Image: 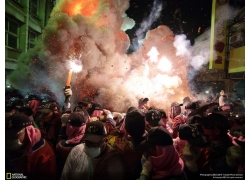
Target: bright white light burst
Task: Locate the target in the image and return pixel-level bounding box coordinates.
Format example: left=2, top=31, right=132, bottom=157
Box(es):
left=70, top=60, right=82, bottom=73
left=157, top=57, right=172, bottom=72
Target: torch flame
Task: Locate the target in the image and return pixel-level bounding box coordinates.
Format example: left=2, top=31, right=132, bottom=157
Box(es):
left=66, top=60, right=82, bottom=86
left=70, top=60, right=82, bottom=73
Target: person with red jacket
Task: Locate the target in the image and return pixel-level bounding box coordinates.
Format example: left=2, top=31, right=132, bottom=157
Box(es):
left=34, top=101, right=62, bottom=149
left=169, top=102, right=186, bottom=138
left=5, top=114, right=57, bottom=180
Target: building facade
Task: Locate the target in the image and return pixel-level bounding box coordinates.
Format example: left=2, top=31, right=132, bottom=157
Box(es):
left=5, top=0, right=55, bottom=87
left=193, top=1, right=245, bottom=102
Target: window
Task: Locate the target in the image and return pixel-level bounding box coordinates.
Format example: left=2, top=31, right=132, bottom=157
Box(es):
left=28, top=29, right=39, bottom=49
left=5, top=17, right=20, bottom=49
left=30, top=0, right=39, bottom=17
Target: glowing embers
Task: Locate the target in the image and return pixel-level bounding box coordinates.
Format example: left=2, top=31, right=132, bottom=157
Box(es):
left=65, top=0, right=99, bottom=17
left=66, top=60, right=82, bottom=86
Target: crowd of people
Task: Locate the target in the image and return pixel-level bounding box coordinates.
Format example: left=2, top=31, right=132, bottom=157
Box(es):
left=5, top=87, right=245, bottom=180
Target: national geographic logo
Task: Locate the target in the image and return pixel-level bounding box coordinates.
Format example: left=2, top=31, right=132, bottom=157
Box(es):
left=6, top=173, right=27, bottom=179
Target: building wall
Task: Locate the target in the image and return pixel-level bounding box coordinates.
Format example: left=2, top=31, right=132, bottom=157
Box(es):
left=5, top=0, right=55, bottom=86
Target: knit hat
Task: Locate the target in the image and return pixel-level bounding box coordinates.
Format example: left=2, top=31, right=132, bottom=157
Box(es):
left=81, top=121, right=107, bottom=143
left=67, top=111, right=89, bottom=127
left=145, top=109, right=162, bottom=127
left=6, top=114, right=33, bottom=137
left=139, top=127, right=173, bottom=150
left=37, top=102, right=58, bottom=113
left=125, top=109, right=146, bottom=138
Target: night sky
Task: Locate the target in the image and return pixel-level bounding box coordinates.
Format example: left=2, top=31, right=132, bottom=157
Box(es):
left=125, top=0, right=245, bottom=54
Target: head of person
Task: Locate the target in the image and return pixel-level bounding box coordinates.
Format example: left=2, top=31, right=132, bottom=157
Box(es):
left=5, top=99, right=24, bottom=117
left=126, top=106, right=137, bottom=114
left=18, top=106, right=33, bottom=117
left=138, top=127, right=173, bottom=151
left=170, top=102, right=183, bottom=119
left=67, top=111, right=88, bottom=127
left=145, top=109, right=162, bottom=127
left=81, top=121, right=107, bottom=158
left=183, top=96, right=191, bottom=107
left=25, top=94, right=41, bottom=112
left=200, top=113, right=230, bottom=141
left=37, top=102, right=59, bottom=122
left=88, top=103, right=103, bottom=117
left=138, top=98, right=149, bottom=109
left=178, top=124, right=208, bottom=147
left=5, top=114, right=34, bottom=151
left=78, top=98, right=93, bottom=110
left=220, top=90, right=225, bottom=96
left=125, top=109, right=146, bottom=143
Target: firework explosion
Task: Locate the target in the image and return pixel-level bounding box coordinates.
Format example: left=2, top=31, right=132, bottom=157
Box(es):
left=7, top=0, right=215, bottom=112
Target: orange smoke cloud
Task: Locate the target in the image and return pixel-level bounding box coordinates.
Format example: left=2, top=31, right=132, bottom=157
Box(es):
left=63, top=0, right=99, bottom=17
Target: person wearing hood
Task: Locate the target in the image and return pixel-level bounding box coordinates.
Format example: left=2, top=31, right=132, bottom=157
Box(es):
left=5, top=114, right=57, bottom=180
left=60, top=121, right=125, bottom=180
left=137, top=127, right=186, bottom=180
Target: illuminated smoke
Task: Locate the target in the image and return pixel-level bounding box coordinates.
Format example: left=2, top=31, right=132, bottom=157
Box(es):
left=131, top=0, right=163, bottom=51
left=7, top=0, right=199, bottom=113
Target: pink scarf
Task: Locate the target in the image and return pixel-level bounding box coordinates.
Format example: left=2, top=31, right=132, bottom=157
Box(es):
left=66, top=123, right=86, bottom=144
left=151, top=145, right=184, bottom=179
left=91, top=110, right=103, bottom=117
left=161, top=118, right=173, bottom=135
left=29, top=100, right=40, bottom=115
left=24, top=126, right=41, bottom=156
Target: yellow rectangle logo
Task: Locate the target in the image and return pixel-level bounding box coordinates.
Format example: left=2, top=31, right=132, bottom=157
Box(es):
left=6, top=173, right=11, bottom=179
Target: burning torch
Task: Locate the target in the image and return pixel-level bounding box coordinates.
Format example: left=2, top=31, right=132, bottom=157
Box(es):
left=65, top=60, right=82, bottom=103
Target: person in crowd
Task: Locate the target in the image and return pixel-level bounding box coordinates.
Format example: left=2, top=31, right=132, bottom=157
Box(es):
left=112, top=111, right=125, bottom=129
left=196, top=113, right=243, bottom=174
left=34, top=101, right=62, bottom=149
left=60, top=121, right=126, bottom=180
left=87, top=102, right=104, bottom=117
left=182, top=96, right=192, bottom=116
left=23, top=94, right=42, bottom=118
left=96, top=109, right=117, bottom=135
left=119, top=106, right=137, bottom=136
left=72, top=98, right=93, bottom=113
left=169, top=102, right=186, bottom=138
left=5, top=98, right=24, bottom=117
left=145, top=108, right=162, bottom=131
left=219, top=90, right=227, bottom=107
left=138, top=97, right=150, bottom=113
left=5, top=114, right=57, bottom=180
left=56, top=110, right=89, bottom=178
left=18, top=106, right=40, bottom=129
left=137, top=127, right=186, bottom=180
left=178, top=124, right=208, bottom=179
left=147, top=106, right=173, bottom=135
left=108, top=109, right=147, bottom=180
